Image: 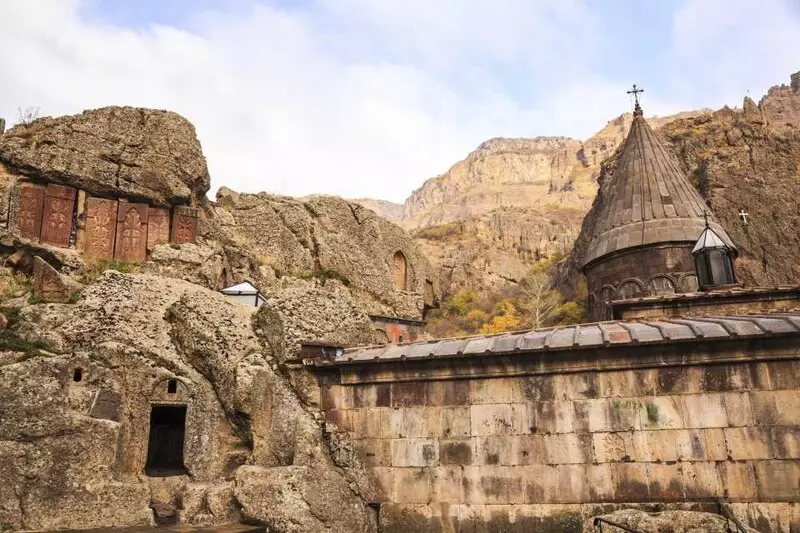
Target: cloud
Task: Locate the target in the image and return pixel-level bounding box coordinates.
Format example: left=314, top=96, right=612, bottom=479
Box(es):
left=670, top=0, right=800, bottom=106
left=0, top=0, right=610, bottom=202
left=0, top=1, right=796, bottom=203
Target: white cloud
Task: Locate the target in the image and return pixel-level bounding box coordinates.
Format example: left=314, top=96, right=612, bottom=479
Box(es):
left=0, top=0, right=608, bottom=202
left=0, top=1, right=796, bottom=204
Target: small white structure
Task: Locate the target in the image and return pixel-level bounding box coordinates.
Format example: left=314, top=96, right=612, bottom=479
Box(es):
left=220, top=281, right=266, bottom=308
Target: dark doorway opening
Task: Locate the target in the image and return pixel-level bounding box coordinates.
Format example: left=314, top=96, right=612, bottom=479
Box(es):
left=145, top=405, right=188, bottom=476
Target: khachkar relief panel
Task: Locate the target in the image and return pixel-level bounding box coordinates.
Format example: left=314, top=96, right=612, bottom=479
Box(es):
left=114, top=202, right=149, bottom=262
left=16, top=183, right=46, bottom=241
left=147, top=207, right=170, bottom=249
left=170, top=206, right=198, bottom=244
left=84, top=197, right=119, bottom=260
left=40, top=184, right=76, bottom=248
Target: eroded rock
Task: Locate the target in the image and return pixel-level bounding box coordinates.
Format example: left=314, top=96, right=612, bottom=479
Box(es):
left=0, top=107, right=210, bottom=205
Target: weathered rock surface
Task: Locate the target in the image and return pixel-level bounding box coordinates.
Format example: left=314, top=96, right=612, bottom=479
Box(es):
left=0, top=272, right=377, bottom=531
left=355, top=110, right=706, bottom=298
left=0, top=106, right=210, bottom=205
left=585, top=509, right=761, bottom=533
left=191, top=188, right=438, bottom=319
left=32, top=255, right=82, bottom=302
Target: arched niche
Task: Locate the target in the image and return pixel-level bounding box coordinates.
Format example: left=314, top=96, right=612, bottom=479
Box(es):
left=617, top=279, right=645, bottom=300
left=647, top=276, right=676, bottom=296
left=392, top=251, right=408, bottom=292
left=597, top=286, right=616, bottom=321
left=373, top=329, right=390, bottom=345
left=680, top=274, right=700, bottom=293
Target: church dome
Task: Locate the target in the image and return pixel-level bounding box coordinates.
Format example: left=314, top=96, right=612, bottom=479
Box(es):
left=582, top=105, right=736, bottom=268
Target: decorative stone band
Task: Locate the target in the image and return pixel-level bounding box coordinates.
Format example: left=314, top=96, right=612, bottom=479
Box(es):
left=582, top=218, right=735, bottom=268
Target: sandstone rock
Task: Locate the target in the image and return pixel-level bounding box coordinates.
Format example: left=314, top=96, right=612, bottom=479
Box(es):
left=32, top=255, right=82, bottom=302
left=211, top=188, right=437, bottom=319
left=585, top=509, right=761, bottom=533
left=234, top=465, right=375, bottom=533
left=0, top=272, right=377, bottom=531
left=0, top=107, right=210, bottom=205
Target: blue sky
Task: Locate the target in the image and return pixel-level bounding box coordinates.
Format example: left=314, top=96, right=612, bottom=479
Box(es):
left=1, top=0, right=799, bottom=202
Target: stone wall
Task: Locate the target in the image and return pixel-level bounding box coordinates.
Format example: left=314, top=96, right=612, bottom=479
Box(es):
left=318, top=340, right=800, bottom=532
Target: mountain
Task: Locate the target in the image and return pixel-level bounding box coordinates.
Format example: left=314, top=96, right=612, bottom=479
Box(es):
left=354, top=110, right=709, bottom=298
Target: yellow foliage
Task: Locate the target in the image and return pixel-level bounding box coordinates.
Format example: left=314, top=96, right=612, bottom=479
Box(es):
left=480, top=311, right=521, bottom=334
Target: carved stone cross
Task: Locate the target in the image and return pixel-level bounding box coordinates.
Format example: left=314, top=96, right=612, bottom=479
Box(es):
left=739, top=208, right=749, bottom=225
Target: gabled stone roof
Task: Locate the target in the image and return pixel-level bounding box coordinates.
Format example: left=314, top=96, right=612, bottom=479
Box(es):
left=582, top=112, right=736, bottom=267
left=308, top=312, right=800, bottom=366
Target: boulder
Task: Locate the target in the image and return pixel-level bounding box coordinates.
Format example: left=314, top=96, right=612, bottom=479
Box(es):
left=234, top=465, right=375, bottom=533
left=32, top=256, right=82, bottom=302
left=0, top=107, right=209, bottom=205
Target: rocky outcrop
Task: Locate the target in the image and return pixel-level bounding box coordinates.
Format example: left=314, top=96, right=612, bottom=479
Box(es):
left=197, top=188, right=437, bottom=319
left=354, top=110, right=707, bottom=299
left=414, top=206, right=584, bottom=298
left=0, top=107, right=210, bottom=205
left=0, top=272, right=378, bottom=531
left=585, top=509, right=761, bottom=533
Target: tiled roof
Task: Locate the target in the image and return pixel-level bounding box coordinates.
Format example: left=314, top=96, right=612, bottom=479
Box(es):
left=309, top=313, right=800, bottom=366
left=582, top=113, right=736, bottom=267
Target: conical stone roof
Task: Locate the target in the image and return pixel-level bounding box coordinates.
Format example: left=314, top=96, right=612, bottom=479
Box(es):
left=582, top=107, right=735, bottom=268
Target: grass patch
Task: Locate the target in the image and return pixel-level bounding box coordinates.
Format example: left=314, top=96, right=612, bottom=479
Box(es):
left=81, top=259, right=140, bottom=284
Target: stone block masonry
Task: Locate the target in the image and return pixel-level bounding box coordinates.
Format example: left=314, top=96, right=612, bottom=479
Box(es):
left=316, top=331, right=800, bottom=532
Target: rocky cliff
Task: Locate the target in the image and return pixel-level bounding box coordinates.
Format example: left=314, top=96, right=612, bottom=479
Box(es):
left=0, top=105, right=443, bottom=531
left=0, top=108, right=438, bottom=322
left=355, top=111, right=706, bottom=299
left=0, top=106, right=210, bottom=206
left=0, top=272, right=378, bottom=531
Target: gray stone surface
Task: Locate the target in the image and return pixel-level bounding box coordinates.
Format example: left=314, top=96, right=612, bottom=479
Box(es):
left=0, top=107, right=209, bottom=205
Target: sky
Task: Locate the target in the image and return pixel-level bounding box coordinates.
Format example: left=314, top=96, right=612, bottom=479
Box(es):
left=1, top=1, right=799, bottom=203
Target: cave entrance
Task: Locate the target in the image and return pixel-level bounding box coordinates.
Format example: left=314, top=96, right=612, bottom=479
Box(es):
left=145, top=404, right=188, bottom=476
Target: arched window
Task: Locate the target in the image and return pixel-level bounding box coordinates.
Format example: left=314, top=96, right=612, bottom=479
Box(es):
left=393, top=251, right=408, bottom=291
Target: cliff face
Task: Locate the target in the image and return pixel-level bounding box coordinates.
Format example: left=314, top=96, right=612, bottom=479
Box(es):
left=355, top=111, right=706, bottom=298
left=0, top=107, right=210, bottom=206
left=560, top=80, right=800, bottom=298
left=0, top=105, right=440, bottom=532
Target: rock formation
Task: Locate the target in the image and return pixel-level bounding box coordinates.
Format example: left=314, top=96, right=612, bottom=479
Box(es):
left=0, top=272, right=378, bottom=531
left=0, top=107, right=210, bottom=206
